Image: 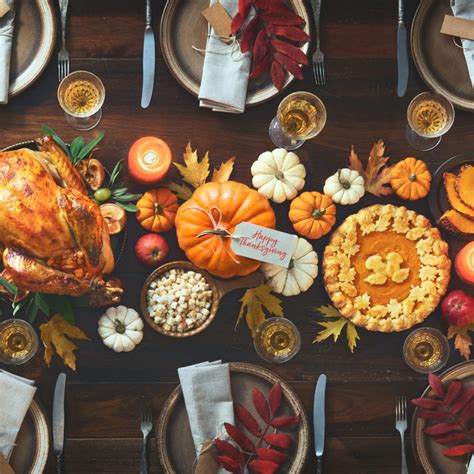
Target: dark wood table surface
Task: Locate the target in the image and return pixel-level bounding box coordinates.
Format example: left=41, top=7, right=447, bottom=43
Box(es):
left=1, top=0, right=472, bottom=472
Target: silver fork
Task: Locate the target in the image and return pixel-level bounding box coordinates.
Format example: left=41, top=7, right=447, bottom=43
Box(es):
left=395, top=396, right=409, bottom=474
left=310, top=0, right=325, bottom=86
left=58, top=0, right=70, bottom=82
left=140, top=398, right=153, bottom=474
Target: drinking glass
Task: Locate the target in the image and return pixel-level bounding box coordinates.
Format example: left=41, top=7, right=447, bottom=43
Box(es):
left=57, top=70, right=105, bottom=131
left=254, top=317, right=301, bottom=363
left=269, top=91, right=327, bottom=150
left=403, top=327, right=450, bottom=374
left=0, top=319, right=39, bottom=365
left=405, top=92, right=455, bottom=151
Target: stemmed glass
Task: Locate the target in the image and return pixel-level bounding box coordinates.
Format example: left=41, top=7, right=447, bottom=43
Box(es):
left=269, top=91, right=327, bottom=150
left=405, top=92, right=455, bottom=151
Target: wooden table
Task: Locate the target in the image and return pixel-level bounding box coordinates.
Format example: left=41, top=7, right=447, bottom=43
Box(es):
left=0, top=0, right=471, bottom=472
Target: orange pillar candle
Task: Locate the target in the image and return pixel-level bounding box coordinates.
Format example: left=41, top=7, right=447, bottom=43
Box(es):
left=128, top=136, right=172, bottom=184
left=455, top=242, right=474, bottom=284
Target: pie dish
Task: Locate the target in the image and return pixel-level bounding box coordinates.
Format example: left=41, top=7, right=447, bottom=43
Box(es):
left=323, top=204, right=451, bottom=332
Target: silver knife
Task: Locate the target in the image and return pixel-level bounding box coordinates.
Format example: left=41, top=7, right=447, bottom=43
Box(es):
left=53, top=373, right=67, bottom=474
left=397, top=0, right=409, bottom=97
left=141, top=0, right=155, bottom=108
left=314, top=374, right=327, bottom=474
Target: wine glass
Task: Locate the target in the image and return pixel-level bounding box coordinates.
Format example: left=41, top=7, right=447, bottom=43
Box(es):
left=57, top=70, right=105, bottom=131
left=0, top=319, right=39, bottom=365
left=269, top=91, right=327, bottom=150
left=405, top=92, right=455, bottom=151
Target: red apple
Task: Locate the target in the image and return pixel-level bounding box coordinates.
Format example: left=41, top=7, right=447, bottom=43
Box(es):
left=135, top=233, right=169, bottom=267
left=441, top=290, right=474, bottom=327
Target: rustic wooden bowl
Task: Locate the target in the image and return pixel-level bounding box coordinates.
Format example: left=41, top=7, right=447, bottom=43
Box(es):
left=140, top=261, right=263, bottom=338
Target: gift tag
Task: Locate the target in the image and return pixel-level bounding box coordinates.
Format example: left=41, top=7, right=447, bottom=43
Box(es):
left=0, top=0, right=10, bottom=18
left=441, top=15, right=474, bottom=41
left=231, top=222, right=298, bottom=268
left=201, top=1, right=233, bottom=43
left=0, top=455, right=14, bottom=474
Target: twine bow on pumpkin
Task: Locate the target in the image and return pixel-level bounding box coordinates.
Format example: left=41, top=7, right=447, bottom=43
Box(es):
left=189, top=205, right=241, bottom=264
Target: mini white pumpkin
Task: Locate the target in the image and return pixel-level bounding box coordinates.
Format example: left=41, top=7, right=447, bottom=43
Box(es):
left=323, top=168, right=365, bottom=205
left=251, top=148, right=306, bottom=203
left=261, top=237, right=319, bottom=296
left=98, top=306, right=144, bottom=353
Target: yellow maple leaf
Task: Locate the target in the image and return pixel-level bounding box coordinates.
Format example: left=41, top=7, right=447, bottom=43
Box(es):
left=448, top=325, right=474, bottom=360
left=174, top=142, right=210, bottom=189
left=211, top=157, right=235, bottom=183
left=236, top=284, right=283, bottom=336
left=40, top=314, right=90, bottom=371
left=311, top=305, right=360, bottom=353
left=167, top=181, right=193, bottom=200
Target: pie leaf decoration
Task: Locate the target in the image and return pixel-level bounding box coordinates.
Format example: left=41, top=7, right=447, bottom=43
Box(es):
left=411, top=374, right=474, bottom=457
left=348, top=140, right=394, bottom=197
left=173, top=142, right=210, bottom=189
left=211, top=157, right=235, bottom=183
left=167, top=182, right=193, bottom=200
left=312, top=304, right=360, bottom=353
left=40, top=314, right=90, bottom=371
left=235, top=284, right=283, bottom=335
left=448, top=325, right=474, bottom=360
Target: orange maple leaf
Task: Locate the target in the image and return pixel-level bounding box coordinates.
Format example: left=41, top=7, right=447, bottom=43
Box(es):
left=448, top=325, right=473, bottom=360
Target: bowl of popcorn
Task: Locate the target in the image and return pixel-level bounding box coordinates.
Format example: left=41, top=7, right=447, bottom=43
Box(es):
left=140, top=261, right=265, bottom=338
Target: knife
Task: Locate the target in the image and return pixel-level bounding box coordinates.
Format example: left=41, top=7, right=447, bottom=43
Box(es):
left=141, top=0, right=155, bottom=108
left=397, top=0, right=409, bottom=97
left=314, top=374, right=327, bottom=474
left=53, top=373, right=67, bottom=474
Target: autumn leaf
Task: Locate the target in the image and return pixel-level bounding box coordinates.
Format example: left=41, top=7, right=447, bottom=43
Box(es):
left=348, top=140, right=393, bottom=197
left=311, top=305, right=360, bottom=353
left=448, top=325, right=474, bottom=360
left=236, top=284, right=283, bottom=336
left=174, top=142, right=210, bottom=189
left=167, top=181, right=193, bottom=200
left=40, top=314, right=90, bottom=371
left=211, top=157, right=235, bottom=183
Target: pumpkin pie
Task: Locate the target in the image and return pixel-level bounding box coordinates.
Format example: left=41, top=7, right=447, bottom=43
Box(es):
left=323, top=204, right=451, bottom=332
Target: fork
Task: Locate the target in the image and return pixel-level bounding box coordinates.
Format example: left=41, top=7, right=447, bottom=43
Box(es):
left=140, top=398, right=153, bottom=474
left=310, top=0, right=325, bottom=86
left=58, top=0, right=70, bottom=82
left=395, top=396, right=409, bottom=474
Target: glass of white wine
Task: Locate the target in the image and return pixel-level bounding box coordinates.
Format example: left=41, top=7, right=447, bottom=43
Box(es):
left=57, top=70, right=105, bottom=131
left=0, top=319, right=39, bottom=365
left=406, top=92, right=455, bottom=151
left=269, top=91, right=327, bottom=150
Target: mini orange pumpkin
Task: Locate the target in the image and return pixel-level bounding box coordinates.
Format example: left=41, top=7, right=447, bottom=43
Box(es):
left=175, top=181, right=276, bottom=278
left=288, top=191, right=336, bottom=239
left=136, top=188, right=178, bottom=233
left=390, top=157, right=431, bottom=200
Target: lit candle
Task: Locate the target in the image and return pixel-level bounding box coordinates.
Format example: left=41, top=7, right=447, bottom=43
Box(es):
left=455, top=242, right=474, bottom=285
left=128, top=136, right=172, bottom=184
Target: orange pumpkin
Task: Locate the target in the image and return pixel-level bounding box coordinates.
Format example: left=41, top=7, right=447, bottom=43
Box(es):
left=136, top=188, right=178, bottom=233
left=390, top=157, right=431, bottom=200
left=288, top=191, right=336, bottom=239
left=175, top=181, right=276, bottom=278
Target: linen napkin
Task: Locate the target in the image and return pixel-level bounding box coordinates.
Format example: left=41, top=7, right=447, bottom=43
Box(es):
left=0, top=0, right=15, bottom=105
left=451, top=0, right=474, bottom=86
left=178, top=361, right=234, bottom=474
left=0, top=370, right=36, bottom=459
left=198, top=0, right=251, bottom=113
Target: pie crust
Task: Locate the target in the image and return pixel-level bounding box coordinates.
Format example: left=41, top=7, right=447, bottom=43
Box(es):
left=323, top=204, right=451, bottom=332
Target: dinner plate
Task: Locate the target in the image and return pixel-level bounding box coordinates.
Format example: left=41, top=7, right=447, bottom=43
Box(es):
left=428, top=154, right=474, bottom=240
left=412, top=361, right=474, bottom=474
left=411, top=0, right=474, bottom=111
left=160, top=0, right=310, bottom=106
left=9, top=399, right=49, bottom=474
left=157, top=362, right=310, bottom=473
left=9, top=0, right=56, bottom=98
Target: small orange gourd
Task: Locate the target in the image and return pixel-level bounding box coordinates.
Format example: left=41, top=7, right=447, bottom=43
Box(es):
left=288, top=191, right=336, bottom=239
left=136, top=188, right=178, bottom=233
left=390, top=157, right=431, bottom=200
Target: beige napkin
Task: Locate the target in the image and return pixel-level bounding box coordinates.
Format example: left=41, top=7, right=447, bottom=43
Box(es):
left=0, top=370, right=36, bottom=459
left=0, top=0, right=14, bottom=105
left=451, top=0, right=474, bottom=86
left=198, top=0, right=252, bottom=113
left=178, top=361, right=234, bottom=474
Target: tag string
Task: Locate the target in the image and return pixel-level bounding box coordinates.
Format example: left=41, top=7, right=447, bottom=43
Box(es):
left=192, top=34, right=245, bottom=62
left=188, top=205, right=240, bottom=264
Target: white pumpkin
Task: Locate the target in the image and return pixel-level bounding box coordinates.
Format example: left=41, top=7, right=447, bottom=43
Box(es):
left=251, top=148, right=306, bottom=203
left=261, top=237, right=319, bottom=296
left=323, top=168, right=365, bottom=205
left=98, top=306, right=144, bottom=353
